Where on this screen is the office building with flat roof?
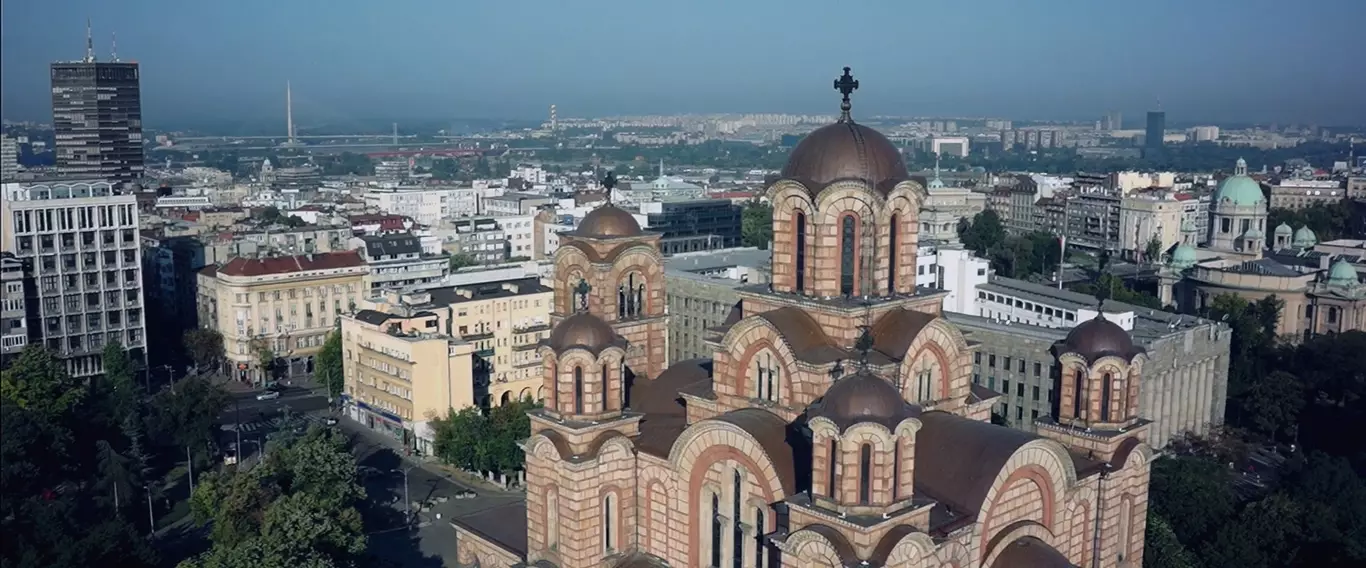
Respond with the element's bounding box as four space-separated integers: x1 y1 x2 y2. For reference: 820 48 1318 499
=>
51 44 144 182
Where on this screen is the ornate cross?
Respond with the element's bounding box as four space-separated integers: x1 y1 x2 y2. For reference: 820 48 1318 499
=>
833 66 859 118
854 324 874 369
573 277 591 312
601 171 618 204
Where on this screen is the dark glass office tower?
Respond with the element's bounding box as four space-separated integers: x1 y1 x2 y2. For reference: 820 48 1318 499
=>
1145 111 1166 155
51 47 144 182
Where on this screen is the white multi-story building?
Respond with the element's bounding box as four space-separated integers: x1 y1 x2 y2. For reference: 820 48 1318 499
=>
1 252 29 362
1 180 148 377
364 187 480 227
510 165 547 184
915 243 991 315
0 135 18 181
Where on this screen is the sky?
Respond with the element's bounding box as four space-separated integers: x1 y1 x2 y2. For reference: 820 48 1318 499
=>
2 0 1363 127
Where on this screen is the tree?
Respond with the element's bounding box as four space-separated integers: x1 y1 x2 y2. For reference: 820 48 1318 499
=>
431 407 487 471
316 331 343 403
100 341 139 423
183 328 226 370
1144 513 1200 568
431 400 539 474
1144 235 1164 264
959 210 1006 257
448 253 478 271
1149 454 1236 545
740 199 773 250
0 344 86 419
1240 371 1304 442
146 376 229 461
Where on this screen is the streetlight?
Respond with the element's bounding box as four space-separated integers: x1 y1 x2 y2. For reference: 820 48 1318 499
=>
145 485 155 535
397 465 418 525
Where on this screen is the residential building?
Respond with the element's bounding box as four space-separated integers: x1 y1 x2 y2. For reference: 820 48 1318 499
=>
340 304 475 454
197 251 367 384
365 187 480 226
272 165 321 193
663 248 770 363
443 217 510 264
1004 176 1041 234
0 180 147 377
51 52 144 182
638 199 743 254
483 192 555 216
1 135 18 181
354 232 449 294
929 135 969 157
141 235 209 346
1064 185 1122 253
915 243 991 313
348 213 413 235
1120 190 1187 261
1348 176 1366 200
1269 179 1346 210
1 253 30 365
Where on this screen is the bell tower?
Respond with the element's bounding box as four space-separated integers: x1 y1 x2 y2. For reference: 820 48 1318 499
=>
1035 313 1150 462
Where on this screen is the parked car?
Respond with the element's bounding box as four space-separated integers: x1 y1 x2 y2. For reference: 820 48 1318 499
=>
323 417 339 426
256 391 281 401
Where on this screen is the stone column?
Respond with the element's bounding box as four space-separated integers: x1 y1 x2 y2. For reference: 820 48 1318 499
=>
1160 370 1173 447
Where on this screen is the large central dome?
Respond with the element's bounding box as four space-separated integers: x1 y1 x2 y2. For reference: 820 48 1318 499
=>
781 121 911 194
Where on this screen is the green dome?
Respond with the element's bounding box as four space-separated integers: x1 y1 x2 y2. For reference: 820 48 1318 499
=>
1328 259 1359 286
1292 226 1317 248
1215 175 1265 206
1181 219 1199 233
1274 223 1293 236
1243 229 1264 239
1170 244 1198 269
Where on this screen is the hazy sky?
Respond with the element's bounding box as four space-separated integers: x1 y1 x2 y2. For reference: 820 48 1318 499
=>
2 0 1363 126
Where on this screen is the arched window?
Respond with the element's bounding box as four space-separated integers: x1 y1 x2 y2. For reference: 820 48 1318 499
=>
1101 372 1113 421
754 507 766 568
1118 498 1133 562
602 363 611 411
550 361 559 412
546 487 559 549
636 281 646 317
617 283 627 318
858 444 872 505
916 368 933 402
889 213 899 294
840 215 857 296
710 493 722 568
754 352 779 403
891 442 900 501
732 470 743 568
602 493 615 553
1072 368 1085 419
574 367 584 414
827 439 839 498
795 212 807 292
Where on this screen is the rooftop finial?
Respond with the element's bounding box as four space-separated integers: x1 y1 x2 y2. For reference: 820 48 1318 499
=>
84 18 95 63
833 66 859 122
601 170 617 204
854 324 874 369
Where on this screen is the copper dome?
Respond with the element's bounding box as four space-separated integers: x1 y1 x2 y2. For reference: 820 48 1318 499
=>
1058 314 1144 362
780 120 911 195
812 371 918 430
547 312 620 353
575 204 642 238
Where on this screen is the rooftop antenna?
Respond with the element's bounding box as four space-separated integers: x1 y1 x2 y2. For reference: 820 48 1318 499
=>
110 32 119 62
286 81 295 145
84 18 96 63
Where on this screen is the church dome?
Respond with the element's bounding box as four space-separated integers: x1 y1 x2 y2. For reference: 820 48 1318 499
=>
1214 175 1265 207
811 371 916 430
1170 244 1198 269
547 312 619 353
1328 259 1359 286
780 121 910 194
1059 314 1144 363
1274 223 1294 237
1292 226 1318 248
575 204 642 238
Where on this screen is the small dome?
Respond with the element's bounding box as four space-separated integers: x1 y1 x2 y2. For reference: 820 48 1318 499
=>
1274 223 1293 236
1059 314 1144 363
576 204 642 238
1328 259 1359 286
1292 226 1318 248
1214 175 1265 207
780 121 910 195
547 312 619 353
811 371 917 430
1170 244 1198 269
1181 218 1199 233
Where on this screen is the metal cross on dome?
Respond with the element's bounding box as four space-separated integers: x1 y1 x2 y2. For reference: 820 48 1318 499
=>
854 324 874 369
834 66 859 118
573 277 591 312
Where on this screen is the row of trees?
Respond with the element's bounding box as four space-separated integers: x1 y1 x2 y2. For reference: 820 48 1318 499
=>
184 426 368 568
740 199 774 250
1 343 229 567
429 399 537 476
1268 202 1358 244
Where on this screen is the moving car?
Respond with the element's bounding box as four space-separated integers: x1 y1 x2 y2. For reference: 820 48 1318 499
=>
256 390 281 401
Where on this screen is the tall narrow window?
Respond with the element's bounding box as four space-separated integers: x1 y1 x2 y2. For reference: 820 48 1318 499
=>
827 439 839 498
888 213 899 294
710 494 722 568
636 282 646 316
767 356 778 403
574 367 584 414
602 493 614 553
547 488 559 549
602 363 610 411
1072 368 1084 420
754 507 766 568
1118 498 1133 562
754 355 767 400
617 284 626 318
891 442 900 501
551 361 560 413
840 215 856 296
858 444 872 505
732 470 743 568
1101 372 1113 421
794 212 807 292
917 369 933 402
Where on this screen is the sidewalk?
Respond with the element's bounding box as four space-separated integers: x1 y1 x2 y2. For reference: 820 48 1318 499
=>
338 414 510 494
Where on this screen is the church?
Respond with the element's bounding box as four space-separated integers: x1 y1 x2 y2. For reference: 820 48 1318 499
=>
453 68 1152 568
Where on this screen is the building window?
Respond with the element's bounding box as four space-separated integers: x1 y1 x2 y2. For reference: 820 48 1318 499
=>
732 470 743 568
840 215 856 296
891 442 900 501
989 354 996 368
794 212 807 292
858 444 872 505
916 370 934 402
1073 369 1085 419
602 493 615 554
1101 372 1112 421
573 367 584 414
710 493 722 568
755 352 779 403
754 507 766 568
827 439 838 498
888 213 899 294
546 488 559 549
602 363 611 412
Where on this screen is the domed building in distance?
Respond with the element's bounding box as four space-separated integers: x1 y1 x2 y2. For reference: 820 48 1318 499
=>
452 68 1153 568
1158 158 1366 338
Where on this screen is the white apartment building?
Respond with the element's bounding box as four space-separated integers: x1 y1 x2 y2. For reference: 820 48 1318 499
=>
915 243 991 315
510 166 548 184
960 277 1135 331
497 214 538 259
1120 191 1188 261
1 180 148 377
364 187 480 227
1 253 29 361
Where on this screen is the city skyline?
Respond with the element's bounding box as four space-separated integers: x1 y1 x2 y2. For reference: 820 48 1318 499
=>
2 0 1364 126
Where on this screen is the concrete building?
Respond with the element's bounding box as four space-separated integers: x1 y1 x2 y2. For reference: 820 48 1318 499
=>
1111 171 1176 193
1 253 30 365
340 304 475 454
920 168 987 243
197 251 367 384
1269 179 1346 210
638 199 743 254
51 53 144 182
484 192 555 216
1120 190 1188 262
1348 176 1366 200
0 135 18 181
365 187 480 226
1189 126 1220 142
442 217 511 264
663 248 771 363
141 235 209 343
1 180 147 377
1145 110 1166 155
354 232 449 294
930 135 970 157
1064 186 1122 253
917 243 992 313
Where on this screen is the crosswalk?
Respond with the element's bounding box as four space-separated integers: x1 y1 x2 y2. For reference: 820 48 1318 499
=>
220 414 336 433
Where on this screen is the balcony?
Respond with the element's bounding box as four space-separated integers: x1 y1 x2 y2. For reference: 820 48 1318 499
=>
464 331 494 341
513 323 551 334
512 342 540 352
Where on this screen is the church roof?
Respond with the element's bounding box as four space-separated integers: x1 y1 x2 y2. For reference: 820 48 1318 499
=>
756 307 846 363
780 120 911 195
1058 313 1145 363
811 371 921 431
870 308 937 358
546 312 623 353
913 411 1046 517
710 408 800 494
990 536 1077 568
450 500 528 557
572 204 643 238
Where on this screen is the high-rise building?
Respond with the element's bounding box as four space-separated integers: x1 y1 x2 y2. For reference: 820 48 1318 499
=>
1145 111 1166 154
1106 111 1123 131
0 180 148 377
0 252 31 367
0 135 19 181
50 24 144 182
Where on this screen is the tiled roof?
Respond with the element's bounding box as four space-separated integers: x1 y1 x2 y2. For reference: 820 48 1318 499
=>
217 251 365 277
